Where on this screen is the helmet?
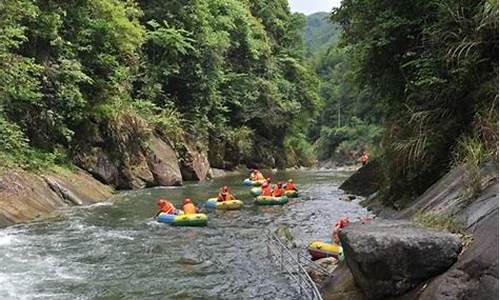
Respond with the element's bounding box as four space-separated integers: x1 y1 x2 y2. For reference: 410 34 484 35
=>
278 182 283 187
223 186 229 192
183 198 192 205
288 179 293 183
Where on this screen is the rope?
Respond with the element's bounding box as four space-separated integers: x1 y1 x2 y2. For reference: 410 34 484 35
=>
265 230 324 300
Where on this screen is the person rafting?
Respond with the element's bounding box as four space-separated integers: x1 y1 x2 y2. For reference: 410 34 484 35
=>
261 181 273 196
332 217 350 243
155 199 179 217
284 179 297 191
272 182 285 197
217 186 236 202
250 169 265 181
182 198 199 214
360 152 369 166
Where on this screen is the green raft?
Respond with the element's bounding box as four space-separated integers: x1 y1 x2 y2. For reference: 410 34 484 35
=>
255 195 288 205
284 190 299 198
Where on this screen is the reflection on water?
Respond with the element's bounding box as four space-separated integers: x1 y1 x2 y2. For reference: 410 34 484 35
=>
0 169 367 299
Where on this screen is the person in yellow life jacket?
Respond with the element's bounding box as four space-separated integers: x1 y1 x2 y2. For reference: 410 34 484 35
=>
182 198 198 215
272 182 285 197
284 179 297 191
155 199 178 217
261 181 273 196
217 186 236 202
360 152 369 166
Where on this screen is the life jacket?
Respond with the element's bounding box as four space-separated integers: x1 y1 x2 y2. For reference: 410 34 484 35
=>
261 185 273 196
160 201 176 214
218 192 233 202
183 203 197 214
272 186 284 197
284 183 297 191
335 217 350 230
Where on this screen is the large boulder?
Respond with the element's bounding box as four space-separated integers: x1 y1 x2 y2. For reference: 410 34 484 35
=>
179 135 211 181
146 135 182 186
339 220 462 299
0 168 112 227
339 160 384 197
120 153 156 189
413 210 498 300
324 262 366 300
75 147 120 186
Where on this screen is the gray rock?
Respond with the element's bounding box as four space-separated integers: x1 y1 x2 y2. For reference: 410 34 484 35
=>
76 147 120 186
339 160 384 197
119 155 156 189
413 210 498 300
324 262 366 300
146 135 182 186
179 134 211 181
43 176 83 205
339 220 462 299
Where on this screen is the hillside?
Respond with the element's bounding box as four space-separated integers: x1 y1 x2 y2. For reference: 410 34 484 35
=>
304 12 340 56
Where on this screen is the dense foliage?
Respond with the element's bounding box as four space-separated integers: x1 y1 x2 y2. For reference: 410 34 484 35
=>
304 13 383 164
0 0 320 170
303 12 340 56
332 0 498 206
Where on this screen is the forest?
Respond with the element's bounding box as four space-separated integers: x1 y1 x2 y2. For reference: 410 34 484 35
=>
1 0 498 206
0 0 320 173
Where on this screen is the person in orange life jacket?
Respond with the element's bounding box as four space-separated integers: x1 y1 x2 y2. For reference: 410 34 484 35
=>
155 199 178 217
284 179 297 191
260 181 273 196
182 198 199 214
332 217 350 244
272 182 285 197
217 186 236 202
360 152 369 166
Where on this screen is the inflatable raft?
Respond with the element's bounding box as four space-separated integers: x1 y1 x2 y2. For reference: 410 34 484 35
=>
284 190 299 198
157 213 208 226
255 195 288 205
206 198 243 210
307 241 343 260
243 178 266 186
250 187 261 196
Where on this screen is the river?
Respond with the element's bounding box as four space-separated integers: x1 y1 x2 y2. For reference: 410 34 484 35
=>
0 169 368 300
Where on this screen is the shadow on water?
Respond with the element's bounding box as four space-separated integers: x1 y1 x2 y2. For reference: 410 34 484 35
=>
0 169 368 299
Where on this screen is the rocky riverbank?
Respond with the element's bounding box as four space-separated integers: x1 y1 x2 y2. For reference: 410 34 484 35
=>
325 160 499 299
0 167 113 227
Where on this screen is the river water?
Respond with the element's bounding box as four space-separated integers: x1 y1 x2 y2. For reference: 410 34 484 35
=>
0 169 368 300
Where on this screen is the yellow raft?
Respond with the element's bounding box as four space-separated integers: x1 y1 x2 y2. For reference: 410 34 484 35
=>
157 213 208 226
206 198 243 210
307 241 343 260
